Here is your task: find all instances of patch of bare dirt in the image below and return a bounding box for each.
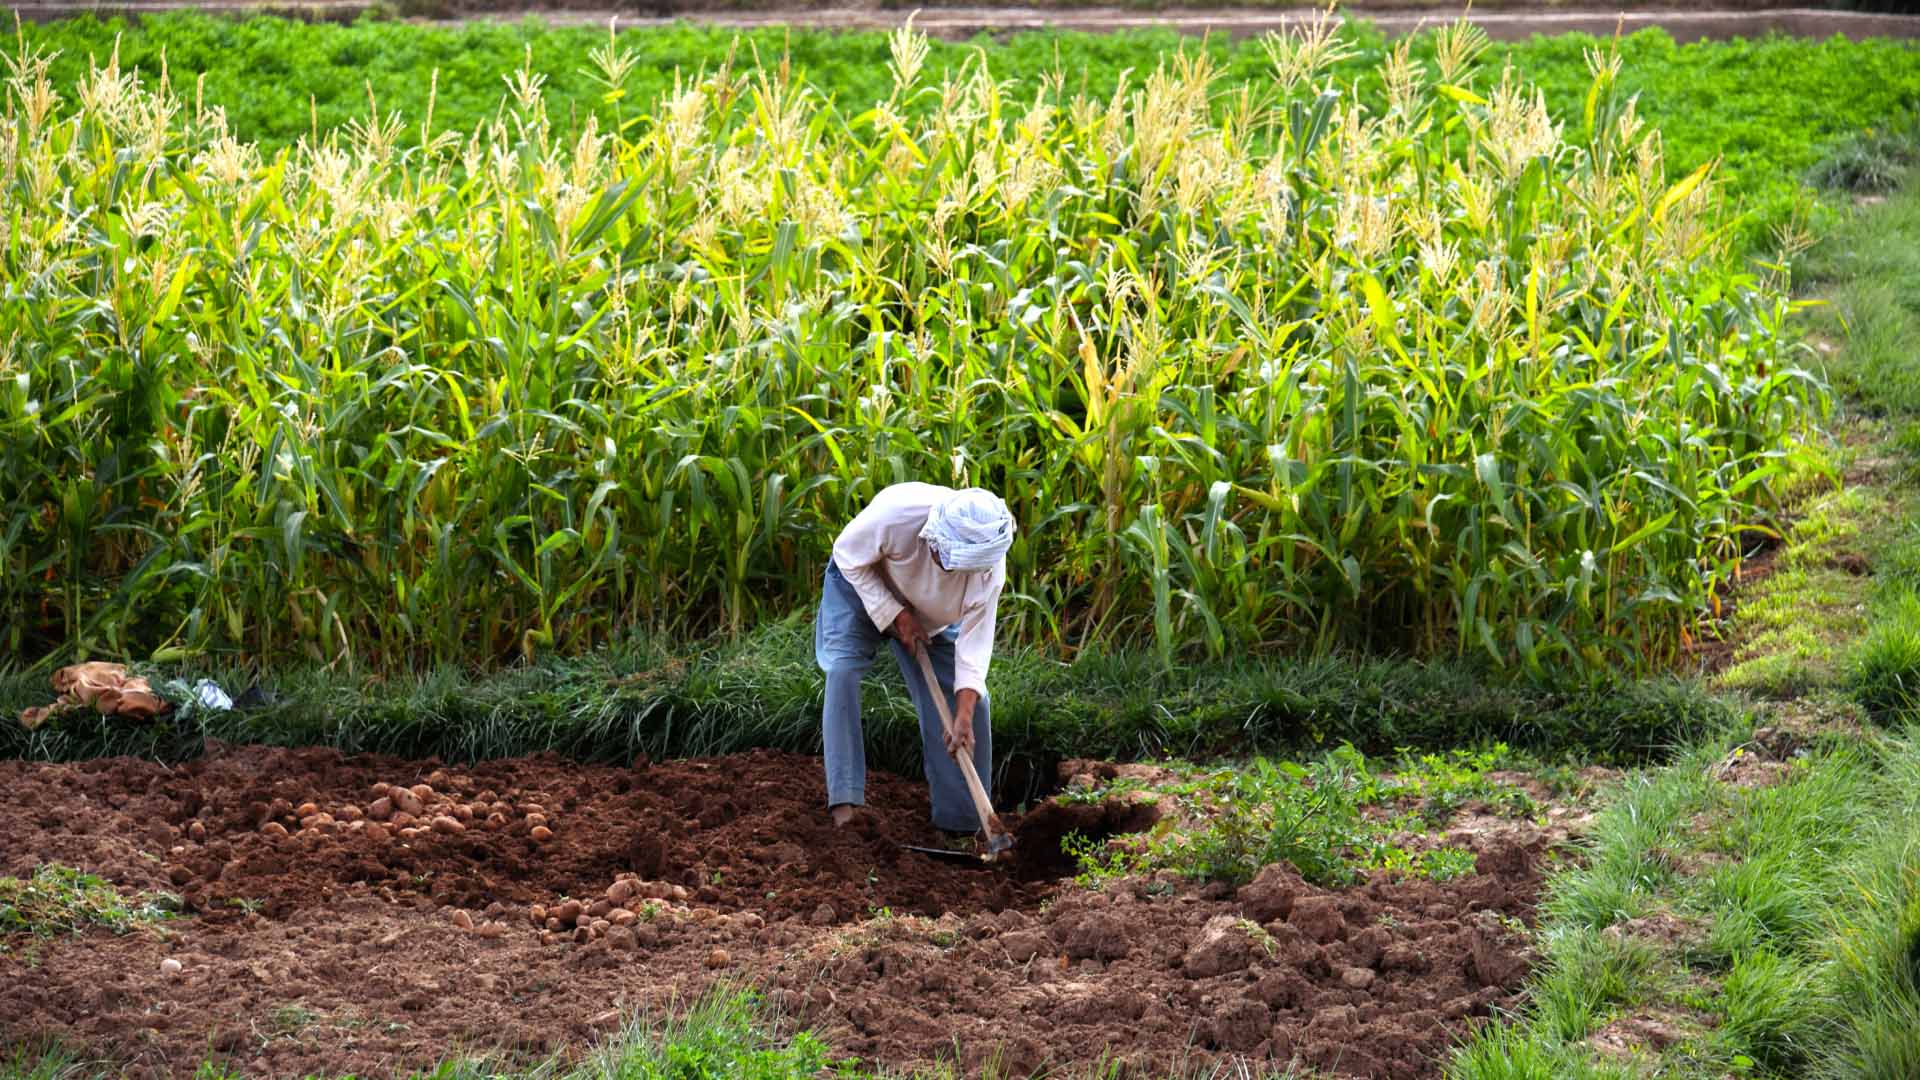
[0,744,1550,1079]
[1589,1011,1707,1062]
[1603,911,1707,954]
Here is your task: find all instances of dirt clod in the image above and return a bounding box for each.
[1238,864,1300,923]
[1055,908,1130,962]
[1184,915,1255,977]
[1287,895,1346,943]
[1210,997,1271,1051]
[1468,916,1533,989]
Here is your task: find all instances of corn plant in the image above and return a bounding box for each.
[0,13,1824,675]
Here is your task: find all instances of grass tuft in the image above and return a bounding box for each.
[1719,947,1824,1072]
[1851,590,1920,718]
[1808,114,1920,196]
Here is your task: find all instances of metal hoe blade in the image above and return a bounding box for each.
[902,843,995,865]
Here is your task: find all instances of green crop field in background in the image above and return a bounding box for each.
[18,13,1920,246]
[0,12,1838,677]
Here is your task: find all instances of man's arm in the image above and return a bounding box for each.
[944,577,1003,756]
[831,502,908,634]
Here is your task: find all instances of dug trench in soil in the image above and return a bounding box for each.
[0,744,1544,1079]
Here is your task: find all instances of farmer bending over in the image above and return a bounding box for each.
[817,483,1013,833]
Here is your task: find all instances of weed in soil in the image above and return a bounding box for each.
[0,866,178,943]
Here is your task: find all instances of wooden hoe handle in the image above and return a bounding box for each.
[912,645,1008,845]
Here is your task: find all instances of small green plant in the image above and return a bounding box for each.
[268,1005,319,1036]
[1720,948,1822,1072]
[1062,831,1145,891]
[1236,918,1279,957]
[1419,849,1481,882]
[0,866,176,942]
[1056,777,1150,806]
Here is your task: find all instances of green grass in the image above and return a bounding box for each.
[1802,159,1920,416]
[1,633,1735,782]
[0,865,178,944]
[1717,480,1887,697]
[1853,587,1920,716]
[1445,1022,1634,1080]
[1808,112,1920,197]
[1448,719,1908,1078]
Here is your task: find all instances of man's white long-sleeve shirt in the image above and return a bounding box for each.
[831,483,1005,696]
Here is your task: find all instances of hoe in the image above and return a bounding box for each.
[902,646,1016,866]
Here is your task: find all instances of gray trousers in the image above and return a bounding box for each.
[814,562,993,832]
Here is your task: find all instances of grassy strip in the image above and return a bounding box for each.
[21,13,1920,246]
[2,633,1730,789]
[1791,171,1920,712]
[1802,142,1920,418]
[1719,146,1920,703]
[1716,467,1887,698]
[1445,169,1920,1080]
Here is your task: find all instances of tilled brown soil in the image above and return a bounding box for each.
[0,744,1544,1079]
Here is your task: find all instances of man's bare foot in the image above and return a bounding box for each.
[830,804,857,827]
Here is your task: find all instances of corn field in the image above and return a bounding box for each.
[0,15,1826,675]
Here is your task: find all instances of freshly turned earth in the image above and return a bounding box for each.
[0,744,1544,1079]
